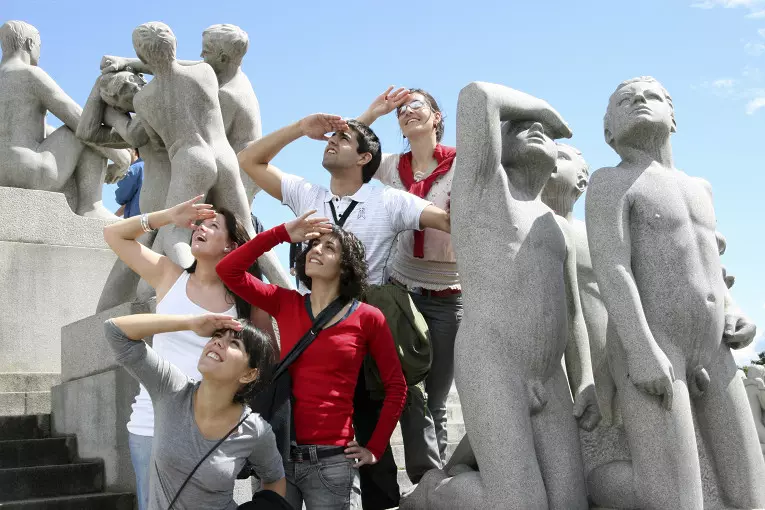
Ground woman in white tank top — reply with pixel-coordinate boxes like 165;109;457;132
103;195;275;510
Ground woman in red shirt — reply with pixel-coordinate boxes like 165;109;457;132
217;211;407;510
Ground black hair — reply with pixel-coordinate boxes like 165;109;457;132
186;207;261;319
212;320;275;404
404;88;445;144
293;225;368;300
346;119;381;183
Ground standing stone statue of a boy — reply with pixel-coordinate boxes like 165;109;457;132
585;76;765;510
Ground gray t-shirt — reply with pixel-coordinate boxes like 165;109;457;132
105;320;284;510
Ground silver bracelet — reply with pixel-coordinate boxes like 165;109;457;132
140;213;154;233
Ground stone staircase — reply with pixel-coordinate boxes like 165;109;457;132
0;414;134;509
391;386;465;492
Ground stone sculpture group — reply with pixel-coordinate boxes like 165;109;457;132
1;17;763;510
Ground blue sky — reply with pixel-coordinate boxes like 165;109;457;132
5;0;763;363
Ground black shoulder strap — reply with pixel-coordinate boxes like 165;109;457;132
166;297;348;509
167;411;251;510
271;295;350;381
328;200;359;227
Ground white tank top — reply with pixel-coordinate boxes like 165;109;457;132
126;271;237;437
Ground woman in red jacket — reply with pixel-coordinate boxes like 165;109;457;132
217;211;407;510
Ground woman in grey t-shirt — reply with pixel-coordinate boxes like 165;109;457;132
105;313;286;510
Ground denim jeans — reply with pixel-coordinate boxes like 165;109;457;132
128;432;153;510
284;446;361;510
410;292;463;462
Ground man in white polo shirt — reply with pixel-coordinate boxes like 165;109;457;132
239;113;449;509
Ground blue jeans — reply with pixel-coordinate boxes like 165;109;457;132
284;446;361;510
410;292;463;462
128;432;153;510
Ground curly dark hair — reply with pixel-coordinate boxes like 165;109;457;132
293;225;368;300
211;320;276;404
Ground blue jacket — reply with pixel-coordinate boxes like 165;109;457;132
115;158;144;218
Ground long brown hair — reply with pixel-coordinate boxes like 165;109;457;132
186;207;260;319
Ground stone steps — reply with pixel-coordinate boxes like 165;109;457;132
0;436;76;468
0;414;134;508
0;461;105;502
0;492;135;510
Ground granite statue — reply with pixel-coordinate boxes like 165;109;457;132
744;364;765;455
0;20;130;219
101;23;265;201
92;22;291;302
585;76;765;509
77;69;174;310
541;143;617;424
402;81;600;510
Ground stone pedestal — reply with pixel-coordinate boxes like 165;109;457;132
51;300;152;493
0;186;116;376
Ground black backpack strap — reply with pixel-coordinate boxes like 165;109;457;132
328;200;358;227
167;411;251;510
271;295;350;381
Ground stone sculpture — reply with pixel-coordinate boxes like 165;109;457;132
402;81;600;510
77;69;174;310
541;143;617;423
744;365;765;455
585;76;765;509
88;22;291;307
0;20;129;219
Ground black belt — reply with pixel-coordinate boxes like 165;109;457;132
289;445;346;463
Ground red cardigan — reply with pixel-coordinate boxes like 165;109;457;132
216;224;407;459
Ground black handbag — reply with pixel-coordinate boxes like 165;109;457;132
244;295;350;469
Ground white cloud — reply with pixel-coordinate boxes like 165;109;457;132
747;9;765;16
745;95;765;113
745;41;765;54
713;78;736;88
759;28;765;36
692;0;765;8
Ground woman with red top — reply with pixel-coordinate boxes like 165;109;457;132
358;89;462;471
216;210;407;510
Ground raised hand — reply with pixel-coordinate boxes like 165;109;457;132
284;210;333;243
536;100;573;140
169;195;217;229
367;86;411;119
723;313;757;349
100;55;131;74
572;384;601;432
344;441;378;467
628;347;675;410
188;314;242;338
299;114;349;141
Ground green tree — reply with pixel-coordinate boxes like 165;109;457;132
753;351;765;366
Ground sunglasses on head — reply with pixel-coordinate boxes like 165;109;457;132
396;99;429;117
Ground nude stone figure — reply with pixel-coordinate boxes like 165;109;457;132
77;70;173;310
402;82;600;510
744;365;765;455
94;21;252;274
96;23;291;292
0;20;129;219
541;143;617;424
585;76;765;510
